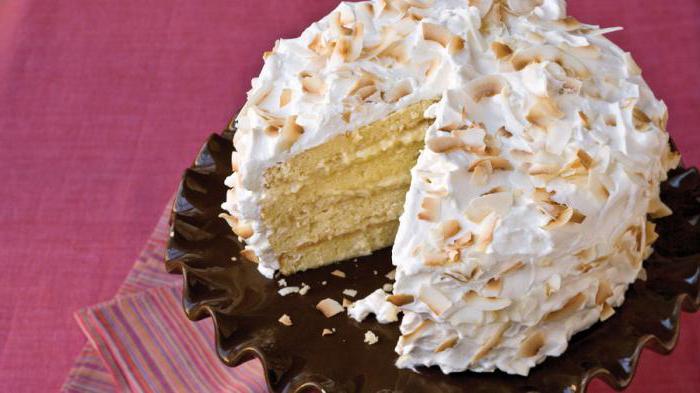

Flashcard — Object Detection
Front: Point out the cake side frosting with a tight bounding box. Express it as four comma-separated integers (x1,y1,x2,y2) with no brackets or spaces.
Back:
222,0,485,277
390,0,680,376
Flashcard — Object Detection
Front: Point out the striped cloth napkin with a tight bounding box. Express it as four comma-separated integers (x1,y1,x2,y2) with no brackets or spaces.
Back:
61,203,267,393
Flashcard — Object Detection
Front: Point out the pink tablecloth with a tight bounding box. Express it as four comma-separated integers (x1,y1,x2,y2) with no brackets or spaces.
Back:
0,1,698,392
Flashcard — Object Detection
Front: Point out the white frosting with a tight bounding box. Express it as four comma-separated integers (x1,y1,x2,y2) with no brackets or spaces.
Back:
390,0,677,376
223,0,679,375
348,288,400,324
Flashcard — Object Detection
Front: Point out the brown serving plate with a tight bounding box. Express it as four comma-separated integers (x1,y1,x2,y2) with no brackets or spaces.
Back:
165,129,699,393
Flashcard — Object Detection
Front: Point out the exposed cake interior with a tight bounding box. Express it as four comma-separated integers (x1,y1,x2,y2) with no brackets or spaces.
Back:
261,100,433,275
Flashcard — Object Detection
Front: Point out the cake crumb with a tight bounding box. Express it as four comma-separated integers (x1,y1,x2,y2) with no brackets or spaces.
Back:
322,281,327,286
364,330,379,345
299,283,311,295
373,270,378,275
385,269,396,280
322,328,336,336
278,286,300,296
277,279,287,287
383,283,394,292
278,314,293,326
331,270,346,278
230,257,238,262
316,298,344,318
342,289,358,298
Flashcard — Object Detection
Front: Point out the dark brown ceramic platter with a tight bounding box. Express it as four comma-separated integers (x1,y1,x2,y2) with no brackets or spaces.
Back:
165,129,700,393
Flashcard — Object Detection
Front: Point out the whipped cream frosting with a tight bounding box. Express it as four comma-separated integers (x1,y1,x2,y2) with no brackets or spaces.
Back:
389,0,679,376
222,0,679,375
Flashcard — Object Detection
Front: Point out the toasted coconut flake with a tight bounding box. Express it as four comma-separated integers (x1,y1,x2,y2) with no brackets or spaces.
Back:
632,107,652,131
234,221,254,239
468,75,507,102
578,111,591,129
385,269,396,280
544,292,586,322
484,277,502,296
299,283,311,295
383,80,413,103
378,41,408,63
418,196,440,221
468,156,512,172
511,45,590,78
278,314,293,326
401,320,433,342
230,152,240,172
441,220,462,239
463,290,511,310
648,197,672,218
447,35,465,54
491,41,513,59
240,249,259,263
471,160,492,185
300,72,326,95
424,251,450,267
342,298,353,308
475,212,498,252
470,322,509,363
419,286,452,316
600,303,615,321
645,221,659,246
519,331,545,357
453,232,474,248
264,125,280,136
543,206,575,229
278,286,300,296
342,289,357,298
331,269,346,278
364,330,379,345
595,281,613,305
322,328,335,336
387,294,415,306
422,23,452,47
435,336,459,353
589,173,610,201
308,34,328,56
279,88,292,108
496,127,513,139
279,115,305,150
499,261,525,276
624,52,642,76
465,191,513,223
526,97,565,129
555,16,582,30
355,85,378,100
316,298,344,318
576,149,594,169
426,136,464,153
424,58,442,78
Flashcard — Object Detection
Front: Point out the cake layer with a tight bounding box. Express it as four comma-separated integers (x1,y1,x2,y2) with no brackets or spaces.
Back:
268,185,408,254
263,100,434,189
279,220,398,275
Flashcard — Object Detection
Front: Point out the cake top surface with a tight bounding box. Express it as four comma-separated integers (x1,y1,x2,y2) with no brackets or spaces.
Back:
223,0,678,375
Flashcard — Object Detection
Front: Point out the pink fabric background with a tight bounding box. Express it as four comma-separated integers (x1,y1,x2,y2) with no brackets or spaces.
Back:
0,1,698,392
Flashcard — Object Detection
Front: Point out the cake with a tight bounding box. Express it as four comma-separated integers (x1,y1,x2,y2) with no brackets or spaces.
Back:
221,0,680,376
